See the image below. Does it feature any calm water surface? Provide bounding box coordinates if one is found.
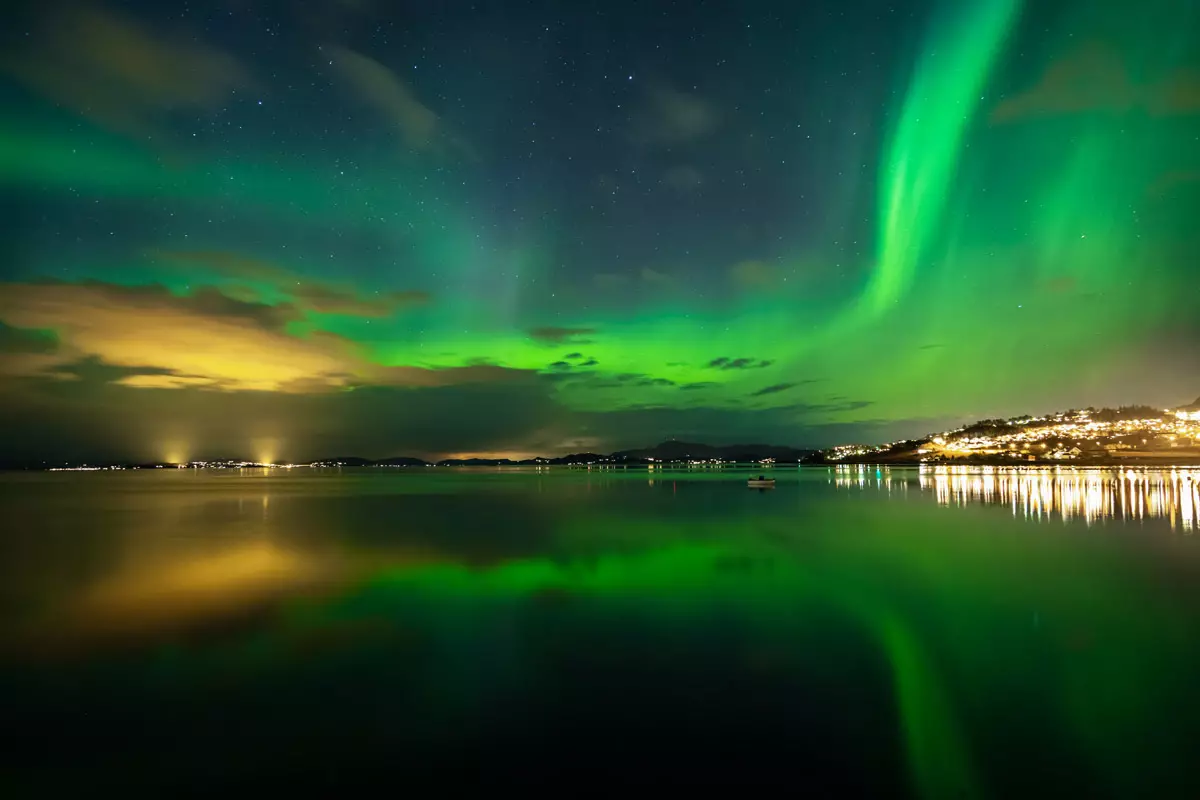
[2,466,1199,796]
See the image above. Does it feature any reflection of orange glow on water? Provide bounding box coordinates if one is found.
[71,543,320,634]
[12,542,449,658]
[834,466,1200,529]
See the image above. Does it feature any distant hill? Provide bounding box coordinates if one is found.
[813,400,1200,466]
[315,456,377,467]
[437,458,518,466]
[9,441,819,470]
[375,457,430,467]
[612,440,813,463]
[299,440,814,468]
[31,399,1200,472]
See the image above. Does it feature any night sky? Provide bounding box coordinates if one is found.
[1,0,1198,463]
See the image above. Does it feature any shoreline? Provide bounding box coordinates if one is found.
[9,459,1200,473]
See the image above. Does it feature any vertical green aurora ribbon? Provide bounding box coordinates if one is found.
[860,0,1022,323]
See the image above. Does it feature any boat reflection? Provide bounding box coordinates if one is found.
[832,465,1200,529]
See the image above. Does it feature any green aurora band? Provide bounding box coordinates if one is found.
[864,0,1021,323]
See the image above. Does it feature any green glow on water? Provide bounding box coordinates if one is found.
[4,469,1200,796]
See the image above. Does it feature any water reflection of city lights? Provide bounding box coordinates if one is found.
[832,465,1200,530]
[831,465,908,495]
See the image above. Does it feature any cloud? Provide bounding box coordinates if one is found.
[291,284,430,317]
[570,402,897,453]
[1147,69,1200,115]
[1146,170,1200,198]
[593,273,629,288]
[680,382,717,391]
[663,165,704,191]
[641,267,674,286]
[325,45,468,155]
[631,84,719,145]
[0,6,249,146]
[730,260,777,288]
[608,373,676,388]
[0,322,58,355]
[750,383,797,397]
[50,355,181,384]
[528,326,596,344]
[0,279,524,393]
[707,357,773,370]
[563,353,583,360]
[593,270,674,289]
[992,43,1200,122]
[540,357,599,377]
[1041,276,1079,295]
[153,250,290,283]
[153,250,430,317]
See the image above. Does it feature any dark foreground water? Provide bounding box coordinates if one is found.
[2,466,1199,797]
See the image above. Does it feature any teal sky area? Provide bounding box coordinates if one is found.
[1,0,1198,461]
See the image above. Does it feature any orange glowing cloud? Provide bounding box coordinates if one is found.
[0,279,527,392]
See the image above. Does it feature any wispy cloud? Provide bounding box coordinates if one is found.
[593,269,676,288]
[631,83,719,146]
[153,250,430,318]
[707,357,773,370]
[325,45,472,156]
[1146,170,1200,198]
[730,260,777,288]
[1,6,249,147]
[663,165,704,191]
[528,326,597,344]
[641,267,674,286]
[593,273,629,288]
[992,42,1200,122]
[0,321,58,355]
[750,383,797,397]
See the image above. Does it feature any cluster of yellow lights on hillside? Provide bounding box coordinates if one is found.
[927,410,1200,460]
[827,443,889,460]
[829,409,1200,462]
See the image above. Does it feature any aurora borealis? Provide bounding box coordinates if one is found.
[1,0,1198,462]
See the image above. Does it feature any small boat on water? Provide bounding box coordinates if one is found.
[747,475,776,489]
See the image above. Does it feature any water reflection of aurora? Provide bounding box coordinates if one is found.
[5,471,1199,797]
[188,505,1195,798]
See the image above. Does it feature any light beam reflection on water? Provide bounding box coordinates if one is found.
[832,465,1200,529]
